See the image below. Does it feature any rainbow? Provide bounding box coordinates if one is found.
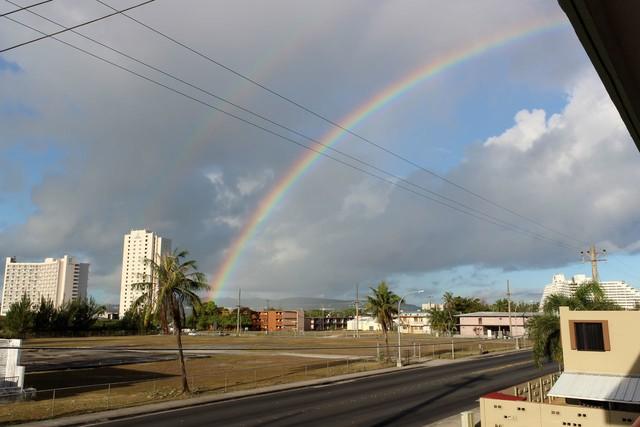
[209,16,568,298]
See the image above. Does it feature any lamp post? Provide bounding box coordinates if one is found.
[397,289,424,367]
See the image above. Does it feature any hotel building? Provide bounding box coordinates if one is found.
[540,274,640,310]
[118,229,171,317]
[1,255,88,315]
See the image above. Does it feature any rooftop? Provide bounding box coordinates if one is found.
[456,311,539,317]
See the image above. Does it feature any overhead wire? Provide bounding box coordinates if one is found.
[0,0,155,53]
[0,0,51,17]
[2,12,581,252]
[3,0,582,252]
[94,0,587,249]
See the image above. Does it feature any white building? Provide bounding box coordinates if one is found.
[0,339,25,392]
[421,302,443,311]
[119,229,171,317]
[397,311,433,334]
[0,255,88,316]
[540,273,640,310]
[347,316,382,331]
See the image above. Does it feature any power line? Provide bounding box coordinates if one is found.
[5,2,581,251]
[0,0,155,53]
[95,0,587,249]
[2,14,579,251]
[0,0,51,17]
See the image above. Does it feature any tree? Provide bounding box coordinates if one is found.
[5,295,34,338]
[67,298,105,331]
[195,301,220,330]
[34,297,57,332]
[529,281,621,367]
[430,292,487,335]
[365,281,399,361]
[427,306,451,336]
[119,307,148,332]
[132,249,209,393]
[514,301,539,312]
[529,312,563,368]
[491,298,510,312]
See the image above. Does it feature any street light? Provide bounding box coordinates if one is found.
[397,289,424,367]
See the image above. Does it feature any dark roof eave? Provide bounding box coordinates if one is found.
[558,0,640,151]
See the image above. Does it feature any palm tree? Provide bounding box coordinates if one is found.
[442,291,457,334]
[427,306,450,336]
[132,249,209,393]
[529,281,620,367]
[365,281,399,361]
[528,312,563,368]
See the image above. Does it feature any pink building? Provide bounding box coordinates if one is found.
[457,312,538,337]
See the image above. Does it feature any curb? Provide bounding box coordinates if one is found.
[17,349,529,426]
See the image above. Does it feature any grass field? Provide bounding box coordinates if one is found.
[0,333,526,424]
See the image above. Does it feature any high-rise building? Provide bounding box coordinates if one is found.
[540,273,640,310]
[119,229,171,317]
[0,255,89,315]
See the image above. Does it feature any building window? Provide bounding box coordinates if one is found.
[570,320,610,351]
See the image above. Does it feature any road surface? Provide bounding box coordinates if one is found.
[94,351,555,427]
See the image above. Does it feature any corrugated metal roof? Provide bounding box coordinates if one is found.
[548,372,640,404]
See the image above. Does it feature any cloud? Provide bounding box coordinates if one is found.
[0,0,599,303]
[231,71,640,298]
[484,109,549,151]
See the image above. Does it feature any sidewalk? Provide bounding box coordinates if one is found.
[19,350,520,426]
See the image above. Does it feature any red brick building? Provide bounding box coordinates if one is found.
[257,310,304,333]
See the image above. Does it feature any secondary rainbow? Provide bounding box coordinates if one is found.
[209,16,568,298]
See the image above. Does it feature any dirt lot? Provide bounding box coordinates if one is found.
[0,333,523,424]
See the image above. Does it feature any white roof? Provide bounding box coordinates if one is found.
[548,372,640,404]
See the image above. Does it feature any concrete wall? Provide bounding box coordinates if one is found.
[480,397,638,426]
[560,307,640,375]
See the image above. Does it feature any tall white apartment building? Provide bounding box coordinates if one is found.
[119,229,171,317]
[1,255,89,315]
[540,273,640,310]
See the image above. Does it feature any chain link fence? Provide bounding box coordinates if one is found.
[0,338,530,424]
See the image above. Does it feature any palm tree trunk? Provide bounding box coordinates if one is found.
[175,326,190,393]
[384,330,390,361]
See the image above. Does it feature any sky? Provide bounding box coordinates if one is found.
[2,0,640,307]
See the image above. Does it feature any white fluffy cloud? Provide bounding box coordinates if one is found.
[231,71,640,298]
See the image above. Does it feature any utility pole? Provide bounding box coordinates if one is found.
[581,244,607,282]
[236,288,241,337]
[507,280,513,338]
[355,284,360,339]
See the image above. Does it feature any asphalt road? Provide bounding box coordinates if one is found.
[94,351,555,427]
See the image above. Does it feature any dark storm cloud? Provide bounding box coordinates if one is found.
[0,1,591,301]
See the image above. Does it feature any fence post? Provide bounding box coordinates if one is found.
[224,373,228,393]
[413,342,416,358]
[107,383,111,409]
[50,388,56,417]
[418,344,421,359]
[451,340,455,360]
[326,361,330,377]
[346,358,349,373]
[254,369,257,388]
[376,343,380,360]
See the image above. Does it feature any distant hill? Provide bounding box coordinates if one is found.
[214,296,419,312]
